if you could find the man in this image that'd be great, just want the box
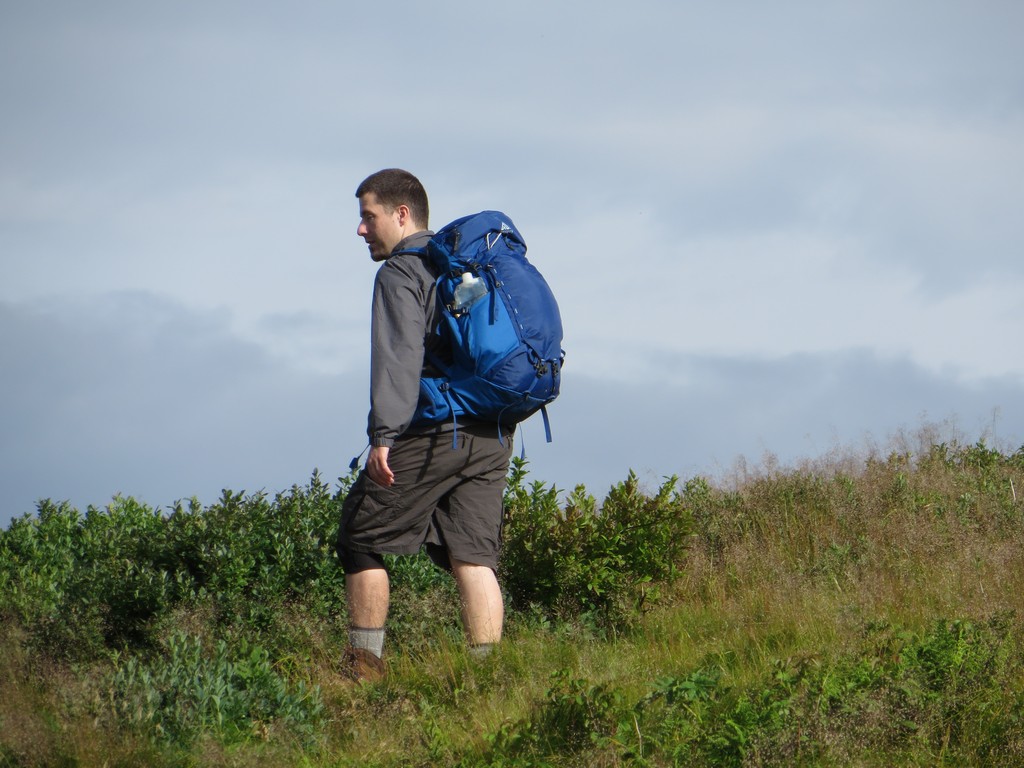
[336,169,513,682]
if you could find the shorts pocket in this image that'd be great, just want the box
[341,474,402,541]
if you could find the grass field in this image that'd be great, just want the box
[1,427,1022,766]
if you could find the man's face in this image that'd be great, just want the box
[357,192,404,262]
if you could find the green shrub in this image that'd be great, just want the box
[500,459,693,633]
[163,470,348,617]
[0,496,171,659]
[0,472,351,661]
[382,552,463,652]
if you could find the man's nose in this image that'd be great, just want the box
[356,221,367,237]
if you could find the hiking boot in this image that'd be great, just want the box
[342,646,385,683]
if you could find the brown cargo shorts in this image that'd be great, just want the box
[337,422,514,569]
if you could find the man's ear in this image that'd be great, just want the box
[396,204,411,226]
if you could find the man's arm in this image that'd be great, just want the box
[365,256,429,483]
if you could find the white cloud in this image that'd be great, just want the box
[0,294,364,522]
[2,0,1023,526]
[532,210,1024,386]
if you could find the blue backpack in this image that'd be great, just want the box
[407,211,563,442]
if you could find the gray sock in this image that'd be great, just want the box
[349,626,385,659]
[469,643,496,660]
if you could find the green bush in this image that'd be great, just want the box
[162,470,349,616]
[500,459,693,632]
[0,496,172,659]
[0,472,351,661]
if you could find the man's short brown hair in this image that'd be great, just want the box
[355,168,429,228]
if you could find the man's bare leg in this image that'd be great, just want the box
[346,567,390,628]
[451,558,504,650]
[344,567,390,679]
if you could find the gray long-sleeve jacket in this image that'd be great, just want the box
[367,230,447,447]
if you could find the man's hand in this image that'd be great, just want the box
[366,445,395,487]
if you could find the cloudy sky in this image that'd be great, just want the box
[3,1,1022,527]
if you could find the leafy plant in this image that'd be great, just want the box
[107,632,324,747]
[500,459,693,632]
